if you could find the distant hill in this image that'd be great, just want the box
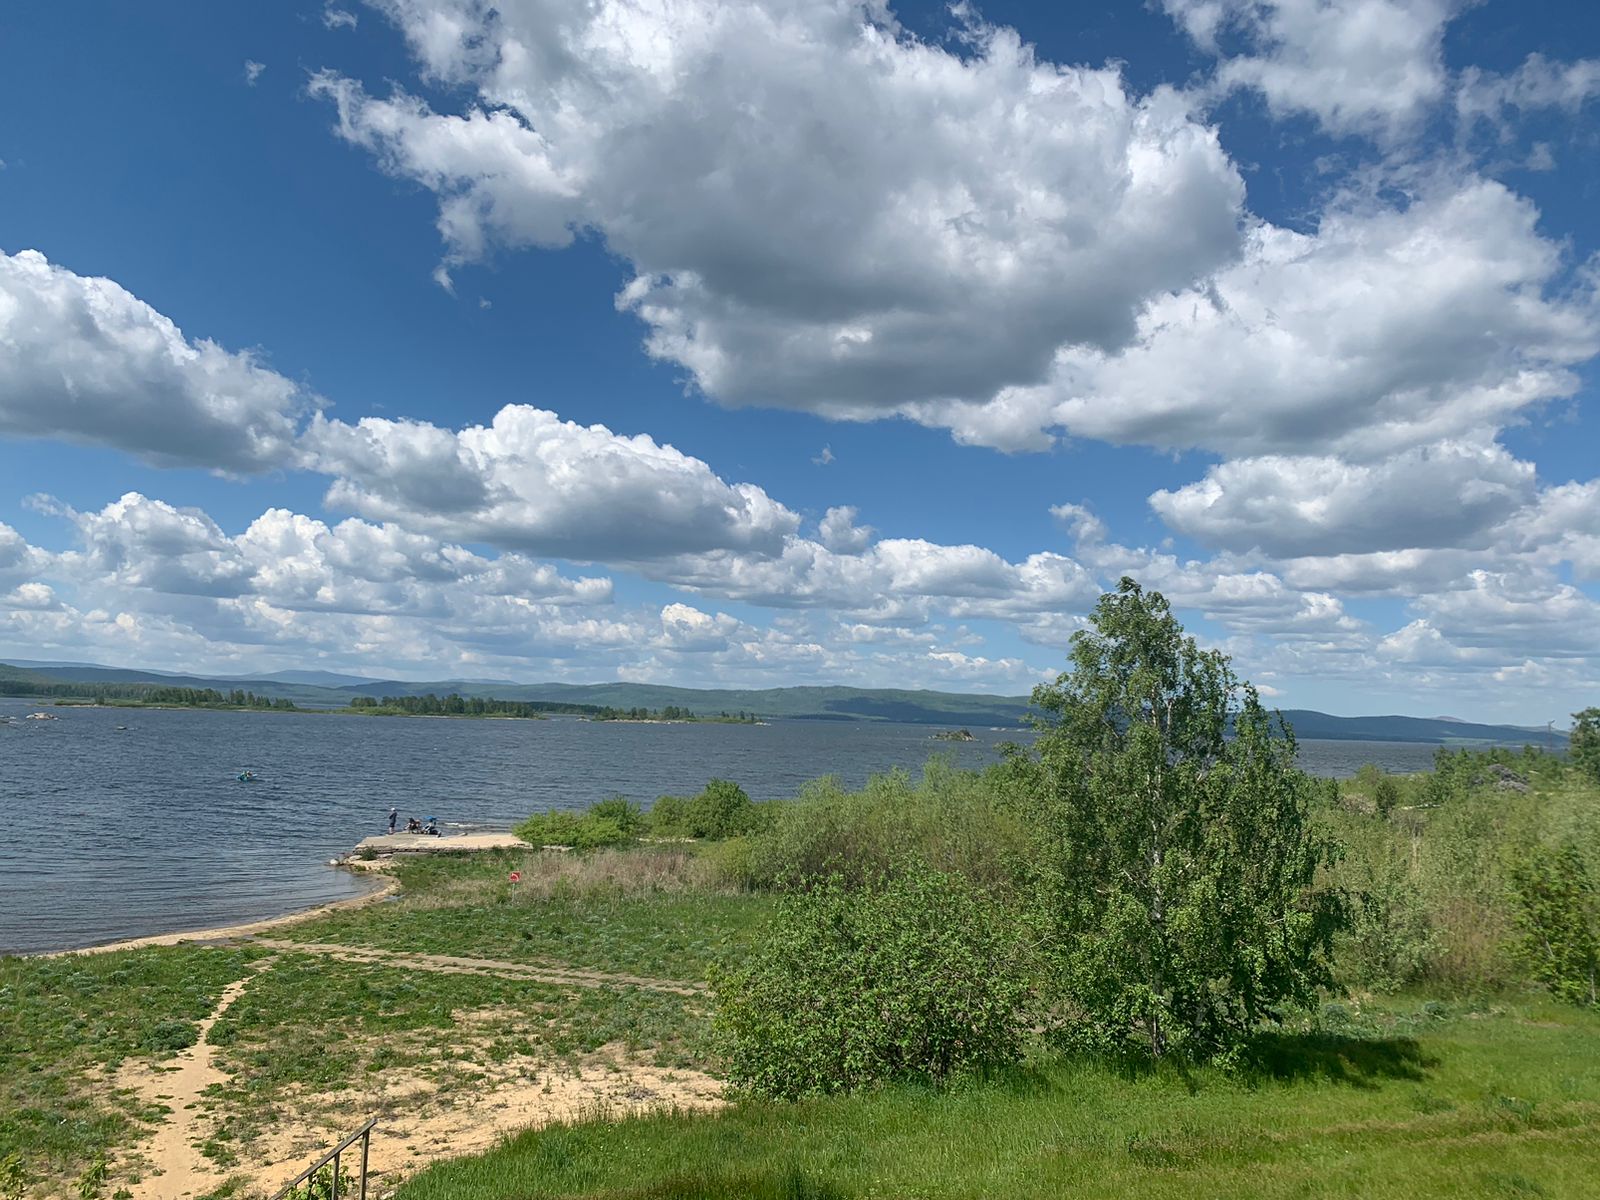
[254,669,385,688]
[0,659,1571,745]
[1274,710,1565,747]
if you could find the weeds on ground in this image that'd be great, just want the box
[0,946,260,1194]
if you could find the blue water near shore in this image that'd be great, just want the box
[2,698,1452,955]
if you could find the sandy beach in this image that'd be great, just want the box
[46,832,527,957]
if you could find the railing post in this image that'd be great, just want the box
[270,1118,376,1200]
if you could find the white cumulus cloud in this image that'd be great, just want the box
[914,180,1598,455]
[301,405,801,561]
[1162,0,1456,140]
[312,0,1244,419]
[0,249,312,471]
[1150,441,1538,557]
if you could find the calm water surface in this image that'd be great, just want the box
[1,700,1446,954]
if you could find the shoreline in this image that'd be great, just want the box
[32,870,401,959]
[31,831,530,957]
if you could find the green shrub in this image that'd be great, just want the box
[1373,776,1401,817]
[590,795,647,836]
[701,836,757,890]
[712,862,1033,1099]
[687,779,756,840]
[283,1165,336,1200]
[648,794,693,836]
[1573,708,1600,786]
[1509,842,1599,1006]
[1339,854,1437,992]
[514,810,631,851]
[651,785,763,840]
[2,1153,27,1200]
[141,1019,197,1054]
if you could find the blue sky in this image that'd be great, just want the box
[1,0,1597,722]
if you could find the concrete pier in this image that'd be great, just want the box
[351,831,526,856]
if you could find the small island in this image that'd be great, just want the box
[590,705,759,724]
[340,694,760,723]
[932,727,977,741]
[341,694,560,718]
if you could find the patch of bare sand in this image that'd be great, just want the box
[115,959,277,1200]
[251,1045,724,1197]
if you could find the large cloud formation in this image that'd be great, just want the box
[300,406,802,560]
[914,179,1598,453]
[44,491,612,611]
[311,0,1245,416]
[0,1,1596,714]
[0,249,311,471]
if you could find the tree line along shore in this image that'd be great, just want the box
[0,678,759,723]
[5,579,1600,1200]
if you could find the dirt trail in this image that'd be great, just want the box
[118,959,276,1200]
[249,937,706,995]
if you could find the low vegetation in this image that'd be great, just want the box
[278,847,771,981]
[713,864,1033,1099]
[343,694,559,718]
[0,947,263,1190]
[591,706,758,723]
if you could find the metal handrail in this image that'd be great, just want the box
[271,1117,376,1200]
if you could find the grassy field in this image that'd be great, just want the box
[392,996,1600,1200]
[278,847,773,980]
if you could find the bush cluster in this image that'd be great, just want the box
[736,761,1033,892]
[515,780,759,851]
[712,863,1033,1099]
[648,779,761,840]
[1322,740,1600,1001]
[513,808,631,851]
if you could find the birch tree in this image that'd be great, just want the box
[1030,577,1346,1059]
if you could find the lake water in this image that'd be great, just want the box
[1,699,1449,955]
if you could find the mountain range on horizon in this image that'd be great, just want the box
[0,658,1572,748]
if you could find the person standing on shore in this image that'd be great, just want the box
[388,807,398,833]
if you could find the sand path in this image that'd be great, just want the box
[118,959,277,1200]
[249,937,706,995]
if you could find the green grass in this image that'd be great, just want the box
[0,946,262,1189]
[393,998,1600,1200]
[279,850,773,980]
